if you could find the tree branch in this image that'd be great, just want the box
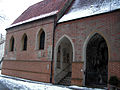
[0,15,5,20]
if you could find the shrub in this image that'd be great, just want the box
[109,76,119,86]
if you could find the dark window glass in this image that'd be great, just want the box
[11,37,14,51]
[23,35,27,50]
[39,31,45,50]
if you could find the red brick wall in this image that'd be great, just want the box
[4,17,54,61]
[71,62,84,86]
[108,61,120,79]
[2,10,120,85]
[54,10,120,86]
[2,60,51,82]
[3,17,55,82]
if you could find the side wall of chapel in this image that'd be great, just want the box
[2,17,55,83]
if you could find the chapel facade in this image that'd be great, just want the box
[2,0,120,87]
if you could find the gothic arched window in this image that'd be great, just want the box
[22,34,27,51]
[36,30,45,50]
[39,31,45,50]
[9,36,14,51]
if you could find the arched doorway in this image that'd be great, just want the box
[85,33,108,87]
[54,36,73,86]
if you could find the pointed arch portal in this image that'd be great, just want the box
[85,33,108,87]
[54,36,74,86]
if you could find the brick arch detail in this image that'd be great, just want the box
[54,34,75,63]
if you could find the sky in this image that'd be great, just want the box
[0,0,43,35]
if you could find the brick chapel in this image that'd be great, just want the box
[2,0,120,87]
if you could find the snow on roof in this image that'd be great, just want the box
[58,0,120,23]
[7,0,68,29]
[7,10,58,29]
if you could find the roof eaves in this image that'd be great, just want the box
[6,10,58,30]
[58,0,120,23]
[58,9,120,24]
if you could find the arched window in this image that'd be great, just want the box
[22,34,27,51]
[9,36,14,51]
[37,30,45,50]
[39,31,45,50]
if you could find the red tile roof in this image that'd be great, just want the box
[12,0,68,25]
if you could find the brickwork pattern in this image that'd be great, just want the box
[2,10,120,86]
[3,17,54,83]
[54,10,120,86]
[108,61,120,79]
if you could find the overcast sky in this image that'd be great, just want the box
[0,0,43,35]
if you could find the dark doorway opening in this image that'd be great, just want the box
[85,33,108,87]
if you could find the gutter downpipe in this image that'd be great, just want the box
[50,15,57,83]
[50,0,74,83]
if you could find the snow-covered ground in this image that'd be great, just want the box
[0,71,105,90]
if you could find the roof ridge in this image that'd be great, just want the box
[6,0,71,29]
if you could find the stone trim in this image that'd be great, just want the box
[35,28,47,51]
[71,78,83,80]
[72,61,84,63]
[3,60,51,62]
[109,60,120,62]
[2,68,50,75]
[7,20,54,34]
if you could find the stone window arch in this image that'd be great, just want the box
[36,29,45,50]
[9,36,15,51]
[21,34,27,51]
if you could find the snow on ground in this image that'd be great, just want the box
[0,71,105,90]
[0,76,70,90]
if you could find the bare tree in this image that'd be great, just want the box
[0,15,5,20]
[0,11,6,20]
